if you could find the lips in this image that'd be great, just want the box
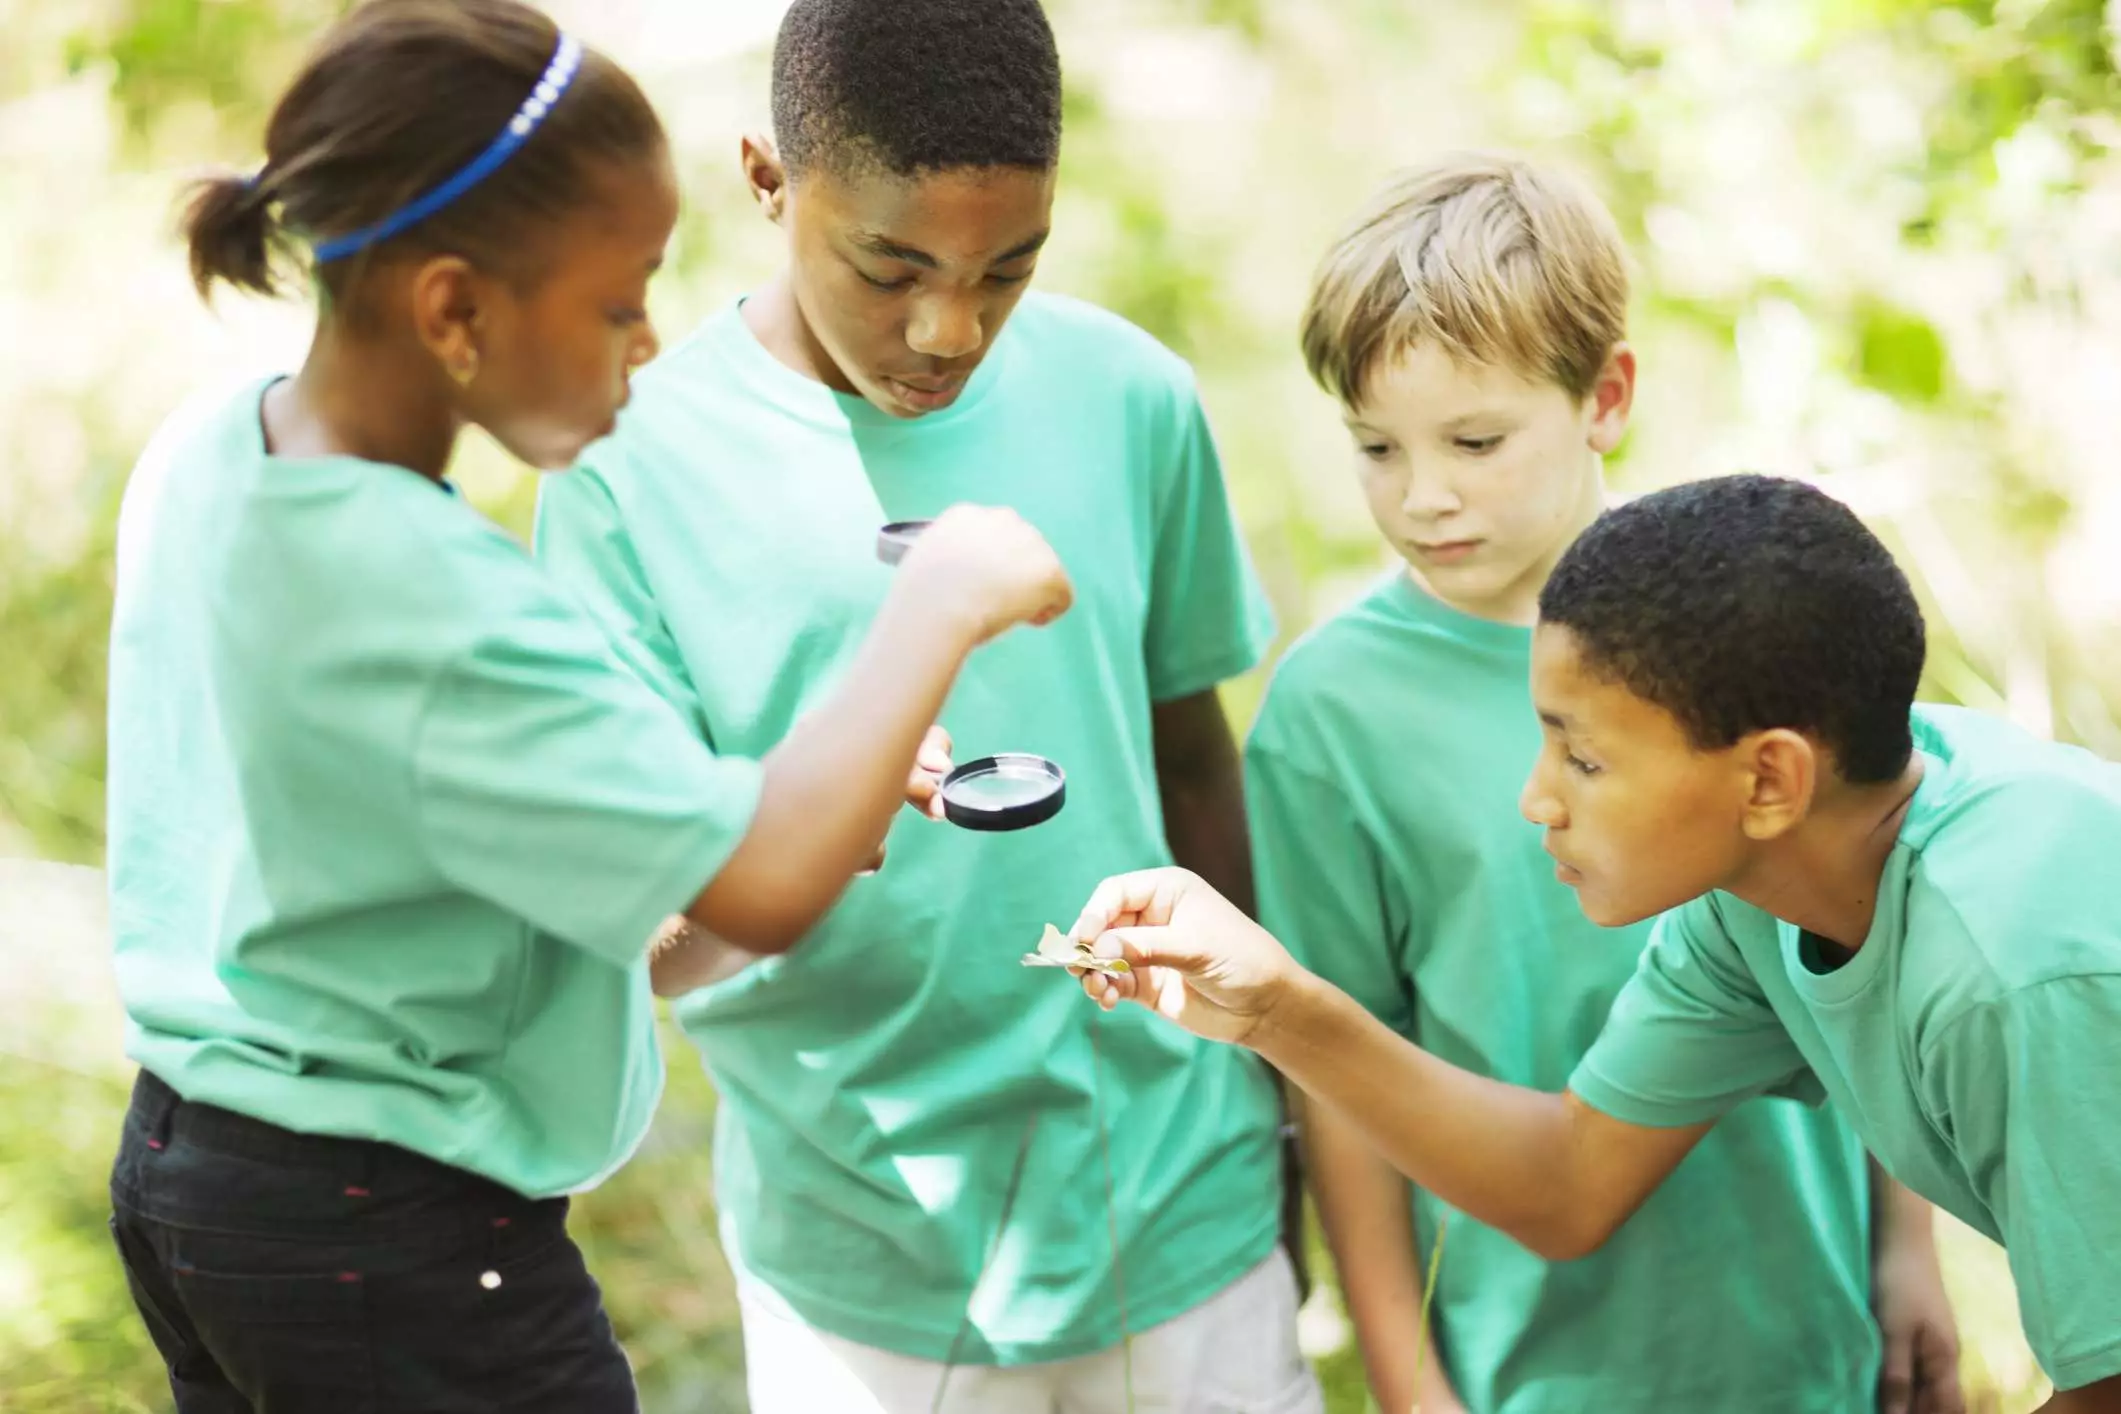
[1413,539,1482,565]
[1544,842,1584,885]
[884,375,967,413]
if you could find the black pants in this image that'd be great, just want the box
[109,1069,639,1414]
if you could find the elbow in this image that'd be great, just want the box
[682,871,835,960]
[1521,1207,1623,1263]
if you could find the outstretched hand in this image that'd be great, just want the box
[1068,868,1304,1048]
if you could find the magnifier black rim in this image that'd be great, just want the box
[939,753,1066,831]
[876,520,932,566]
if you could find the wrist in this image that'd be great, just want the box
[1252,960,1337,1062]
[889,559,987,654]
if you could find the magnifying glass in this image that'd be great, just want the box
[876,519,1066,832]
[876,520,929,566]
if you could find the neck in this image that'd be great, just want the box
[1725,757,1926,949]
[742,272,858,394]
[265,320,460,480]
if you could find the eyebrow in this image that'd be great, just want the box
[850,229,1050,268]
[1441,410,1511,433]
[1538,710,1572,731]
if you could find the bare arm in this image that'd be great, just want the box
[1301,1094,1462,1413]
[2045,1378,2121,1413]
[678,584,969,957]
[678,507,1069,961]
[1870,1160,1964,1414]
[1261,973,1709,1260]
[1152,690,1255,915]
[1071,869,1714,1263]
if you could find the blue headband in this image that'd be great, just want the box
[311,32,584,264]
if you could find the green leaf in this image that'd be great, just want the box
[1854,301,1949,403]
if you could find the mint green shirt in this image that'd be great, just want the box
[1249,573,1875,1413]
[534,295,1282,1364]
[107,379,762,1199]
[1574,704,2121,1391]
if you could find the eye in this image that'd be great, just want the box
[1455,434,1504,456]
[1357,442,1394,462]
[985,269,1033,288]
[606,307,648,329]
[858,269,916,293]
[1564,750,1601,777]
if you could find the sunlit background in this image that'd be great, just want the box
[5,0,2117,1408]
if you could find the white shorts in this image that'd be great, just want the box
[738,1250,1324,1414]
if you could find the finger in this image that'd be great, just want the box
[1920,1328,1965,1414]
[1879,1335,1913,1414]
[1103,924,1204,976]
[1070,870,1186,942]
[904,770,943,816]
[916,727,953,775]
[1079,970,1126,1010]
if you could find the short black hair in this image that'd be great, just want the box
[1540,474,1927,784]
[770,0,1062,179]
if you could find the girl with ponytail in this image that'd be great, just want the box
[105,4,1072,1410]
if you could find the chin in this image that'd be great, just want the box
[1571,885,1658,930]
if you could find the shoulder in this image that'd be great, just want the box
[580,309,747,486]
[1005,293,1200,405]
[1904,705,2121,990]
[118,376,274,556]
[1248,575,1405,763]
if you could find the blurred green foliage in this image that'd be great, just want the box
[5,0,2115,1409]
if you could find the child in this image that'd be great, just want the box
[1245,155,1957,1413]
[533,1,1314,1409]
[106,3,1069,1410]
[1074,473,2121,1413]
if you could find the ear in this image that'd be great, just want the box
[1738,728,1817,842]
[741,133,788,223]
[1585,343,1636,456]
[406,254,485,385]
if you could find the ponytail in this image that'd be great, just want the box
[181,170,281,300]
[175,1,664,314]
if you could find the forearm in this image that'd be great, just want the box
[1259,973,1699,1261]
[1155,692,1255,916]
[683,584,972,954]
[1871,1158,1937,1256]
[2042,1378,2121,1413]
[1301,1096,1457,1412]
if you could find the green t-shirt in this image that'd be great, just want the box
[1248,572,1876,1413]
[533,295,1283,1363]
[107,379,761,1199]
[1574,704,2121,1391]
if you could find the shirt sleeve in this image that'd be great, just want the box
[1245,736,1414,1032]
[1923,977,2121,1390]
[533,456,714,739]
[1569,894,1824,1125]
[411,567,761,970]
[1142,377,1276,703]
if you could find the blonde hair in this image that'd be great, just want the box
[1300,152,1629,408]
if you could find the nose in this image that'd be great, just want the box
[1519,756,1566,829]
[1400,455,1462,520]
[906,291,983,361]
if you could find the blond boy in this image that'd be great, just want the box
[1243,155,1960,1413]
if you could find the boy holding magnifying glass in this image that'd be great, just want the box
[534,2,1312,1410]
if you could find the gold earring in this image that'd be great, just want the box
[449,351,478,388]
